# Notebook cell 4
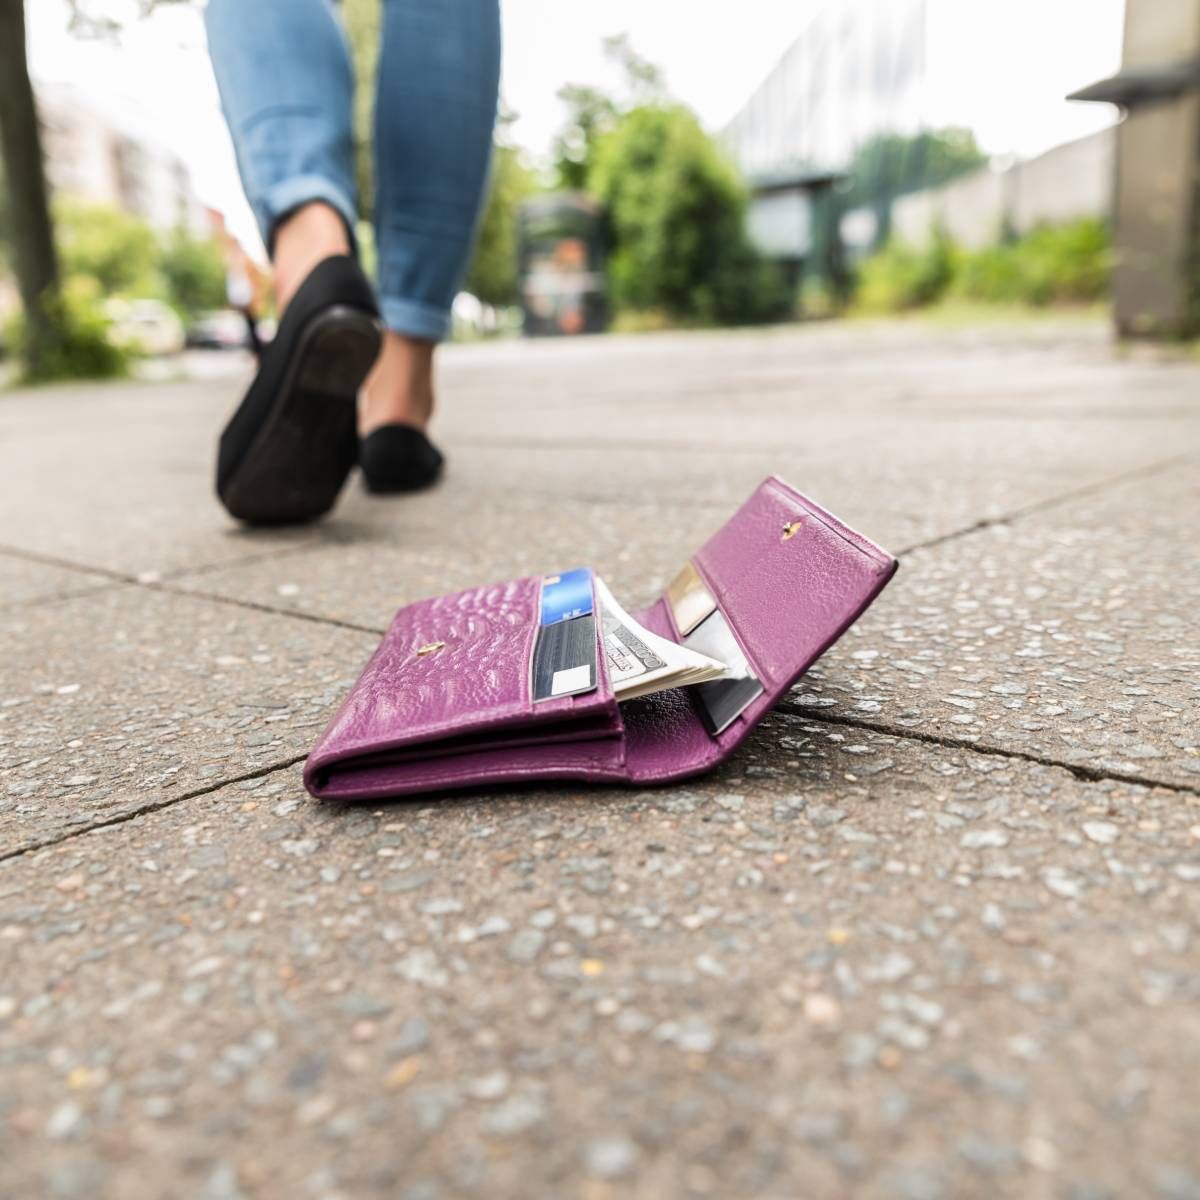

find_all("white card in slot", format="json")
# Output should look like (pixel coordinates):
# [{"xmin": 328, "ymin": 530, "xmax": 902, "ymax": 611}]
[{"xmin": 550, "ymin": 664, "xmax": 593, "ymax": 696}]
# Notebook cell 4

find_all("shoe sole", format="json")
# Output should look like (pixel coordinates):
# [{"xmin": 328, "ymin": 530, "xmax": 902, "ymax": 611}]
[{"xmin": 220, "ymin": 305, "xmax": 382, "ymax": 525}]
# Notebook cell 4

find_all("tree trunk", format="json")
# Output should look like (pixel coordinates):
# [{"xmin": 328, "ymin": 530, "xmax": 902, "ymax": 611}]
[{"xmin": 0, "ymin": 0, "xmax": 62, "ymax": 374}]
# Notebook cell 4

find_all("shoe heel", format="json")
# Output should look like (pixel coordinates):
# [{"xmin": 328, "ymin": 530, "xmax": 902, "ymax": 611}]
[{"xmin": 296, "ymin": 306, "xmax": 383, "ymax": 394}]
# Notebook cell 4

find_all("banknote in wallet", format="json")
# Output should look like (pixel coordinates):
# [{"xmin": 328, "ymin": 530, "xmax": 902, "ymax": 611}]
[{"xmin": 595, "ymin": 577, "xmax": 726, "ymax": 701}]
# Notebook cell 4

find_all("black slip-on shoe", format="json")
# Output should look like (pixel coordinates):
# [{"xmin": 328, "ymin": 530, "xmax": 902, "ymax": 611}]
[
  {"xmin": 216, "ymin": 255, "xmax": 382, "ymax": 525},
  {"xmin": 359, "ymin": 424, "xmax": 445, "ymax": 494}
]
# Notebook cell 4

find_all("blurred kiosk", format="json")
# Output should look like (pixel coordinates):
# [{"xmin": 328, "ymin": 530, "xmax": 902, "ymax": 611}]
[
  {"xmin": 1071, "ymin": 0, "xmax": 1200, "ymax": 338},
  {"xmin": 517, "ymin": 194, "xmax": 608, "ymax": 336}
]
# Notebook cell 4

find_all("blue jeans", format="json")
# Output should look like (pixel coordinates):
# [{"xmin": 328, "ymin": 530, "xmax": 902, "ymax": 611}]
[{"xmin": 205, "ymin": 0, "xmax": 500, "ymax": 342}]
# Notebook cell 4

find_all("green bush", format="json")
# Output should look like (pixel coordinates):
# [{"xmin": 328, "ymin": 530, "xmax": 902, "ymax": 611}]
[
  {"xmin": 590, "ymin": 105, "xmax": 791, "ymax": 326},
  {"xmin": 7, "ymin": 279, "xmax": 129, "ymax": 384},
  {"xmin": 856, "ymin": 217, "xmax": 1111, "ymax": 312},
  {"xmin": 466, "ymin": 141, "xmax": 538, "ymax": 308},
  {"xmin": 855, "ymin": 228, "xmax": 959, "ymax": 312},
  {"xmin": 55, "ymin": 200, "xmax": 161, "ymax": 297},
  {"xmin": 159, "ymin": 229, "xmax": 228, "ymax": 318},
  {"xmin": 953, "ymin": 218, "xmax": 1110, "ymax": 306},
  {"xmin": 952, "ymin": 241, "xmax": 1026, "ymax": 304}
]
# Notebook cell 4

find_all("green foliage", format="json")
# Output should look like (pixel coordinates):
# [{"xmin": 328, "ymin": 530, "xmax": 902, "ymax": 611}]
[
  {"xmin": 50, "ymin": 200, "xmax": 230, "ymax": 318},
  {"xmin": 590, "ymin": 105, "xmax": 790, "ymax": 326},
  {"xmin": 552, "ymin": 84, "xmax": 618, "ymax": 192},
  {"xmin": 552, "ymin": 34, "xmax": 663, "ymax": 194},
  {"xmin": 954, "ymin": 218, "xmax": 1111, "ymax": 306},
  {"xmin": 0, "ymin": 161, "xmax": 9, "ymax": 271},
  {"xmin": 466, "ymin": 142, "xmax": 538, "ymax": 307},
  {"xmin": 855, "ymin": 218, "xmax": 1111, "ymax": 313},
  {"xmin": 6, "ymin": 278, "xmax": 129, "ymax": 384},
  {"xmin": 159, "ymin": 228, "xmax": 227, "ymax": 317},
  {"xmin": 855, "ymin": 228, "xmax": 960, "ymax": 313},
  {"xmin": 844, "ymin": 128, "xmax": 988, "ymax": 239},
  {"xmin": 342, "ymin": 0, "xmax": 380, "ymax": 220},
  {"xmin": 56, "ymin": 200, "xmax": 160, "ymax": 296}
]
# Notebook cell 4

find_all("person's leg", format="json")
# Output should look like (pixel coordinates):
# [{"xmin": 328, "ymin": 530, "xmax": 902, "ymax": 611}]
[
  {"xmin": 204, "ymin": 0, "xmax": 382, "ymax": 525},
  {"xmin": 362, "ymin": 0, "xmax": 501, "ymax": 437},
  {"xmin": 204, "ymin": 0, "xmax": 357, "ymax": 310}
]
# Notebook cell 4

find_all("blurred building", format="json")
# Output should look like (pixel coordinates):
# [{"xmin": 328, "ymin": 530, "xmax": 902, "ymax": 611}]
[
  {"xmin": 37, "ymin": 82, "xmax": 209, "ymax": 235},
  {"xmin": 723, "ymin": 0, "xmax": 927, "ymax": 294},
  {"xmin": 725, "ymin": 0, "xmax": 926, "ymax": 187}
]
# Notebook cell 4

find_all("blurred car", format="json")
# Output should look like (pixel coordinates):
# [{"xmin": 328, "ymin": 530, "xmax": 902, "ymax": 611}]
[
  {"xmin": 185, "ymin": 309, "xmax": 254, "ymax": 351},
  {"xmin": 103, "ymin": 298, "xmax": 185, "ymax": 357}
]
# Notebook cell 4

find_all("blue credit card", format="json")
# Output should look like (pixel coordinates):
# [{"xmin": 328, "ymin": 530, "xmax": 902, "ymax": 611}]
[{"xmin": 540, "ymin": 567, "xmax": 594, "ymax": 625}]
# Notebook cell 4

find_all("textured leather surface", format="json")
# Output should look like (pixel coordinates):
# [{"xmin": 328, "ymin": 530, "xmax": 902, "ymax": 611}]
[
  {"xmin": 304, "ymin": 477, "xmax": 896, "ymax": 800},
  {"xmin": 304, "ymin": 575, "xmax": 622, "ymax": 798},
  {"xmin": 621, "ymin": 480, "xmax": 897, "ymax": 783}
]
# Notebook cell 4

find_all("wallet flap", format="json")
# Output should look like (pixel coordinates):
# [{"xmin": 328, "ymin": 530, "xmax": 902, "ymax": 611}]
[
  {"xmin": 620, "ymin": 477, "xmax": 896, "ymax": 785},
  {"xmin": 690, "ymin": 476, "xmax": 895, "ymax": 690}
]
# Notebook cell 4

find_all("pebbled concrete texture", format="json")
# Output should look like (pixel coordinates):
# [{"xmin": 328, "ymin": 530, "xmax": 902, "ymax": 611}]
[
  {"xmin": 2, "ymin": 728, "xmax": 1199, "ymax": 1200},
  {"xmin": 0, "ymin": 587, "xmax": 376, "ymax": 856},
  {"xmin": 0, "ymin": 555, "xmax": 117, "ymax": 611},
  {"xmin": 793, "ymin": 463, "xmax": 1200, "ymax": 790},
  {"xmin": 1, "ymin": 318, "xmax": 1199, "ymax": 1199}
]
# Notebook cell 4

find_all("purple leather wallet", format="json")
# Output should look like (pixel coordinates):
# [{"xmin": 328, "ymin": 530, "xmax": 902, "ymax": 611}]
[{"xmin": 304, "ymin": 477, "xmax": 897, "ymax": 800}]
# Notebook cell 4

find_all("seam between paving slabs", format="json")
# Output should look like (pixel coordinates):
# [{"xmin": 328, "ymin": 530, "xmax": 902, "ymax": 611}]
[
  {"xmin": 5, "ymin": 703, "xmax": 1199, "ymax": 869},
  {"xmin": 899, "ymin": 451, "xmax": 1193, "ymax": 555},
  {"xmin": 0, "ymin": 450, "xmax": 1190, "ymax": 631},
  {"xmin": 143, "ymin": 449, "xmax": 1196, "ymax": 632},
  {"xmin": 0, "ymin": 536, "xmax": 327, "ymax": 602},
  {"xmin": 776, "ymin": 703, "xmax": 1200, "ymax": 800},
  {"xmin": 0, "ymin": 752, "xmax": 308, "ymax": 864},
  {"xmin": 2, "ymin": 451, "xmax": 1196, "ymax": 861}
]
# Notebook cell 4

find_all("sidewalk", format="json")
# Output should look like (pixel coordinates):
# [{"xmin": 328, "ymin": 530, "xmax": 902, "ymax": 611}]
[{"xmin": 2, "ymin": 316, "xmax": 1198, "ymax": 1199}]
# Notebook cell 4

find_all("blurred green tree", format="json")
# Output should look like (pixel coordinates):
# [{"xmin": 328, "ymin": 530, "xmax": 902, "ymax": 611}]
[
  {"xmin": 159, "ymin": 229, "xmax": 228, "ymax": 317},
  {"xmin": 466, "ymin": 117, "xmax": 538, "ymax": 307},
  {"xmin": 56, "ymin": 201, "xmax": 161, "ymax": 296},
  {"xmin": 844, "ymin": 127, "xmax": 987, "ymax": 244},
  {"xmin": 0, "ymin": 161, "xmax": 10, "ymax": 270},
  {"xmin": 551, "ymin": 34, "xmax": 663, "ymax": 192},
  {"xmin": 552, "ymin": 86, "xmax": 619, "ymax": 192},
  {"xmin": 590, "ymin": 104, "xmax": 789, "ymax": 325},
  {"xmin": 342, "ymin": 0, "xmax": 379, "ymax": 220}
]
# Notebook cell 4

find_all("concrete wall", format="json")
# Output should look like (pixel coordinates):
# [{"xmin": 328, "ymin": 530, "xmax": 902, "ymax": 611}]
[{"xmin": 841, "ymin": 127, "xmax": 1116, "ymax": 252}]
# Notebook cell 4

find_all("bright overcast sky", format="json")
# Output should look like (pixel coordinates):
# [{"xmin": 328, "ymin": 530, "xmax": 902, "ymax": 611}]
[{"xmin": 27, "ymin": 0, "xmax": 1125, "ymax": 258}]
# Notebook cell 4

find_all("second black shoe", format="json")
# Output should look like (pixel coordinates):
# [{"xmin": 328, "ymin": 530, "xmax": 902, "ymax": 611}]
[
  {"xmin": 216, "ymin": 255, "xmax": 381, "ymax": 525},
  {"xmin": 360, "ymin": 424, "xmax": 445, "ymax": 494}
]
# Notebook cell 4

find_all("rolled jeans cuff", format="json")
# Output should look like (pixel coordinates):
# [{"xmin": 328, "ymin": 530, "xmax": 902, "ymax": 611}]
[
  {"xmin": 379, "ymin": 295, "xmax": 452, "ymax": 342},
  {"xmin": 259, "ymin": 175, "xmax": 359, "ymax": 258}
]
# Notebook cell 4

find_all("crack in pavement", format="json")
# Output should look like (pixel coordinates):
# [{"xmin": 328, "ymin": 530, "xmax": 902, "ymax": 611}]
[
  {"xmin": 896, "ymin": 452, "xmax": 1192, "ymax": 556},
  {"xmin": 2, "ymin": 450, "xmax": 1196, "ymax": 861},
  {"xmin": 5, "ymin": 696, "xmax": 1196, "ymax": 868},
  {"xmin": 776, "ymin": 701, "xmax": 1200, "ymax": 799},
  {"xmin": 0, "ymin": 450, "xmax": 1192, "ymax": 633},
  {"xmin": 0, "ymin": 752, "xmax": 309, "ymax": 864}
]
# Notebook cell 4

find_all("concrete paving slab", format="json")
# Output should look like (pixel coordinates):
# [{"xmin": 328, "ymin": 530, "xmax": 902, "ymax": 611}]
[
  {"xmin": 433, "ymin": 319, "xmax": 1200, "ymax": 440},
  {"xmin": 792, "ymin": 463, "xmax": 1200, "ymax": 789},
  {"xmin": 1, "ymin": 718, "xmax": 1198, "ymax": 1199},
  {"xmin": 170, "ymin": 494, "xmax": 743, "ymax": 633},
  {"xmin": 170, "ymin": 430, "xmax": 1189, "ymax": 634},
  {"xmin": 0, "ymin": 378, "xmax": 319, "ymax": 579},
  {"xmin": 2, "ymin": 322, "xmax": 1197, "ymax": 584},
  {"xmin": 0, "ymin": 587, "xmax": 376, "ymax": 856},
  {"xmin": 0, "ymin": 553, "xmax": 116, "ymax": 610}
]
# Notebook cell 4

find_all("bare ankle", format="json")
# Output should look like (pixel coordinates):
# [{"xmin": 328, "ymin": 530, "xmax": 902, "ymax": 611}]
[
  {"xmin": 361, "ymin": 333, "xmax": 436, "ymax": 434},
  {"xmin": 273, "ymin": 202, "xmax": 352, "ymax": 313}
]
